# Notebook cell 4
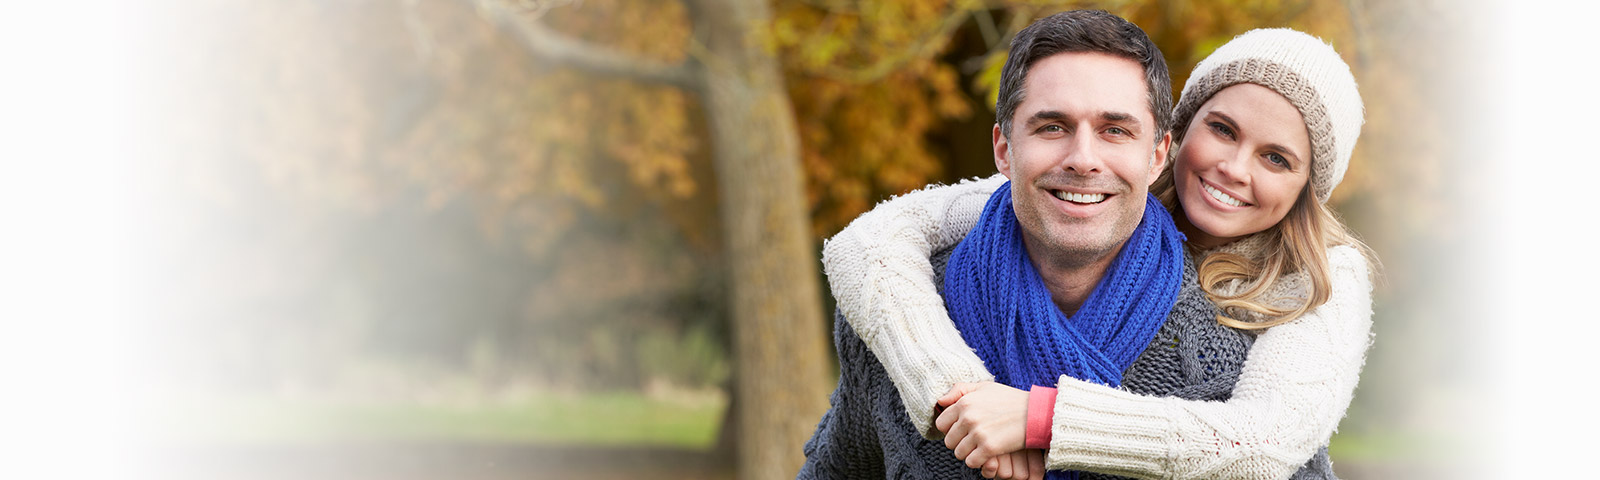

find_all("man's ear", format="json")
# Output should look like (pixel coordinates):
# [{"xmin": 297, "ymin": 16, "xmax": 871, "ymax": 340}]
[
  {"xmin": 992, "ymin": 124, "xmax": 1013, "ymax": 180},
  {"xmin": 1146, "ymin": 132, "xmax": 1172, "ymax": 187}
]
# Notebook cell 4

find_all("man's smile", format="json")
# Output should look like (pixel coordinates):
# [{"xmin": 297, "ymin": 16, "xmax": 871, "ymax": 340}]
[{"xmin": 1051, "ymin": 189, "xmax": 1108, "ymax": 204}]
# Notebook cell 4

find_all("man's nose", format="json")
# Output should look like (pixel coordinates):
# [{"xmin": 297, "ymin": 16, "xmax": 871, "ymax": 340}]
[{"xmin": 1058, "ymin": 128, "xmax": 1104, "ymax": 174}]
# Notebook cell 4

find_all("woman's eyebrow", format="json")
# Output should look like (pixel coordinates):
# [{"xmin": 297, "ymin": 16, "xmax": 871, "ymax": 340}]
[
  {"xmin": 1265, "ymin": 143, "xmax": 1306, "ymax": 167},
  {"xmin": 1206, "ymin": 110, "xmax": 1240, "ymax": 130}
]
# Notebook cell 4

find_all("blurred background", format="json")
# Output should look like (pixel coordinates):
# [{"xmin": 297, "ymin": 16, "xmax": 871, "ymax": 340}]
[{"xmin": 0, "ymin": 0, "xmax": 1523, "ymax": 478}]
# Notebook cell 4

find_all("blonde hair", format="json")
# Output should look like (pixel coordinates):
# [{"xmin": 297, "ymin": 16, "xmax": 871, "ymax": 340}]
[{"xmin": 1151, "ymin": 162, "xmax": 1377, "ymax": 331}]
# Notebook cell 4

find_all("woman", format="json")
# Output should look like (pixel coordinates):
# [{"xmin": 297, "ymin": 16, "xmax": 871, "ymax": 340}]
[{"xmin": 821, "ymin": 28, "xmax": 1375, "ymax": 479}]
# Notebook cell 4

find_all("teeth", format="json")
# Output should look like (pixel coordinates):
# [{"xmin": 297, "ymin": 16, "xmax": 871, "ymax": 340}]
[
  {"xmin": 1203, "ymin": 183, "xmax": 1246, "ymax": 207},
  {"xmin": 1053, "ymin": 190, "xmax": 1107, "ymax": 204}
]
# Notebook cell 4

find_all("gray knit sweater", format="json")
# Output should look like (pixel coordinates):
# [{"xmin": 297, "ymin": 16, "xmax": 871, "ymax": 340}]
[{"xmin": 798, "ymin": 248, "xmax": 1333, "ymax": 479}]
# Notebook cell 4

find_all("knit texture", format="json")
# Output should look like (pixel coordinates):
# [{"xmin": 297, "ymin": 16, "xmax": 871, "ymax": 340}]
[
  {"xmin": 820, "ymin": 174, "xmax": 1007, "ymax": 438},
  {"xmin": 1047, "ymin": 245, "xmax": 1370, "ymax": 480},
  {"xmin": 1171, "ymin": 28, "xmax": 1364, "ymax": 202},
  {"xmin": 802, "ymin": 245, "xmax": 1194, "ymax": 480},
  {"xmin": 1204, "ymin": 233, "xmax": 1314, "ymax": 324},
  {"xmin": 815, "ymin": 176, "xmax": 1371, "ymax": 479},
  {"xmin": 802, "ymin": 247, "xmax": 993, "ymax": 479},
  {"xmin": 944, "ymin": 182, "xmax": 1184, "ymax": 393},
  {"xmin": 944, "ymin": 183, "xmax": 1183, "ymax": 480},
  {"xmin": 1069, "ymin": 239, "xmax": 1338, "ymax": 480},
  {"xmin": 800, "ymin": 238, "xmax": 1344, "ymax": 480}
]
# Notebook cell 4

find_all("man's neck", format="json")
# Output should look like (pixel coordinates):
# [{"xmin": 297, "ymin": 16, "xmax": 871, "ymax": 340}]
[{"xmin": 1021, "ymin": 235, "xmax": 1124, "ymax": 317}]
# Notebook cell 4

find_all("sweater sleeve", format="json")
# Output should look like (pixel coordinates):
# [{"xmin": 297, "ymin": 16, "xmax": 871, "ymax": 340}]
[
  {"xmin": 820, "ymin": 173, "xmax": 1007, "ymax": 439},
  {"xmin": 1044, "ymin": 245, "xmax": 1374, "ymax": 479}
]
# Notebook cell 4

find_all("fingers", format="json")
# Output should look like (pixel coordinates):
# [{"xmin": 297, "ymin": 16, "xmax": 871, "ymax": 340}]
[
  {"xmin": 1028, "ymin": 449, "xmax": 1045, "ymax": 480},
  {"xmin": 957, "ymin": 432, "xmax": 997, "ymax": 469},
  {"xmin": 943, "ymin": 413, "xmax": 970, "ymax": 451},
  {"xmin": 1007, "ymin": 450, "xmax": 1026, "ymax": 480},
  {"xmin": 935, "ymin": 400, "xmax": 959, "ymax": 434},
  {"xmin": 982, "ymin": 455, "xmax": 1000, "ymax": 479},
  {"xmin": 938, "ymin": 386, "xmax": 961, "ymax": 408},
  {"xmin": 938, "ymin": 382, "xmax": 980, "ymax": 408},
  {"xmin": 995, "ymin": 453, "xmax": 1013, "ymax": 479}
]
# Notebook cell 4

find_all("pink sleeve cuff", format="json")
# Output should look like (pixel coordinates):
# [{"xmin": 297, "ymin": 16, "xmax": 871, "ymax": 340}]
[{"xmin": 1025, "ymin": 385, "xmax": 1057, "ymax": 449}]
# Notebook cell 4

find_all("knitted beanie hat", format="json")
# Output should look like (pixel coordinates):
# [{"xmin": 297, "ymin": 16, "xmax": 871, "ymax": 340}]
[{"xmin": 1171, "ymin": 28, "xmax": 1365, "ymax": 202}]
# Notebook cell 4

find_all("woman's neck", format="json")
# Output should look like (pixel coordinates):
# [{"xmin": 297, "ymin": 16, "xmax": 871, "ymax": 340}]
[{"xmin": 1173, "ymin": 208, "xmax": 1234, "ymax": 251}]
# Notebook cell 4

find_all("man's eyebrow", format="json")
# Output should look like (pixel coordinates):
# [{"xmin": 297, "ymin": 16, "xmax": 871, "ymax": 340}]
[
  {"xmin": 1024, "ymin": 110, "xmax": 1068, "ymax": 128},
  {"xmin": 1102, "ymin": 111, "xmax": 1135, "ymax": 123},
  {"xmin": 1024, "ymin": 110, "xmax": 1146, "ymax": 132},
  {"xmin": 1102, "ymin": 111, "xmax": 1142, "ymax": 132}
]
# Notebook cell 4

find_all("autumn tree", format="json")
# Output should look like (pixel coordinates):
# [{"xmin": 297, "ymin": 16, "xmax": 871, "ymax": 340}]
[
  {"xmin": 470, "ymin": 1, "xmax": 834, "ymax": 477},
  {"xmin": 190, "ymin": 0, "xmax": 1452, "ymax": 476}
]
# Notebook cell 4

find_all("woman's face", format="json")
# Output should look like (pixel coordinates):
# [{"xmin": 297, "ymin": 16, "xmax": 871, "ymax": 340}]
[{"xmin": 1174, "ymin": 83, "xmax": 1312, "ymax": 249}]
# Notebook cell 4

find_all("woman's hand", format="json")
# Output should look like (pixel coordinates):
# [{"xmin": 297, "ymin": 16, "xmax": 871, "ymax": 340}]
[{"xmin": 935, "ymin": 381, "xmax": 1030, "ymax": 469}]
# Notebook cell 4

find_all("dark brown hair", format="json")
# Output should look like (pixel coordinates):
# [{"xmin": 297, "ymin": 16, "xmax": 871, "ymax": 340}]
[{"xmin": 995, "ymin": 10, "xmax": 1173, "ymax": 142}]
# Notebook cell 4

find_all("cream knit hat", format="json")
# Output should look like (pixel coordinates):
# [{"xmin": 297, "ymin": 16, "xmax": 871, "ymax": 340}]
[{"xmin": 1171, "ymin": 28, "xmax": 1364, "ymax": 202}]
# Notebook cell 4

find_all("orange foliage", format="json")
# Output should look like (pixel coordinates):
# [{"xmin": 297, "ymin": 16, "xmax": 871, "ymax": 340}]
[{"xmin": 228, "ymin": 0, "xmax": 1421, "ymax": 257}]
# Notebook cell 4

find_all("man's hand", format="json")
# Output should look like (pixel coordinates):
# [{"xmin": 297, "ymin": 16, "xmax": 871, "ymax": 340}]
[
  {"xmin": 980, "ymin": 448, "xmax": 1046, "ymax": 479},
  {"xmin": 935, "ymin": 381, "xmax": 1030, "ymax": 469}
]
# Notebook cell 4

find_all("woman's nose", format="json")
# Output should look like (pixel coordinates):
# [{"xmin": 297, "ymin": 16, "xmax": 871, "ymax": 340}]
[{"xmin": 1215, "ymin": 149, "xmax": 1251, "ymax": 185}]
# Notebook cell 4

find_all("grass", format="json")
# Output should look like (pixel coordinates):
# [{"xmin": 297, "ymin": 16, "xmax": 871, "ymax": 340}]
[
  {"xmin": 179, "ymin": 391, "xmax": 727, "ymax": 449},
  {"xmin": 1328, "ymin": 430, "xmax": 1465, "ymax": 461}
]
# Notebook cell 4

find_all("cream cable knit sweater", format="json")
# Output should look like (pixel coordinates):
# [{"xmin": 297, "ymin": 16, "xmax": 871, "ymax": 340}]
[{"xmin": 821, "ymin": 174, "xmax": 1374, "ymax": 480}]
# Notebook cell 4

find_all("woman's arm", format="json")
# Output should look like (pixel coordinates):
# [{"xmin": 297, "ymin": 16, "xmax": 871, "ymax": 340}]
[
  {"xmin": 821, "ymin": 173, "xmax": 1006, "ymax": 439},
  {"xmin": 1043, "ymin": 245, "xmax": 1374, "ymax": 479}
]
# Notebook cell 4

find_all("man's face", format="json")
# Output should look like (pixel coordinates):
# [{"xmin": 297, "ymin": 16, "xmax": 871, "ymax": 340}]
[{"xmin": 993, "ymin": 51, "xmax": 1169, "ymax": 268}]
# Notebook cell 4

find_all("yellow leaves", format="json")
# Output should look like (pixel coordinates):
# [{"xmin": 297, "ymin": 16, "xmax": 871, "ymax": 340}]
[
  {"xmin": 233, "ymin": 0, "xmax": 1407, "ymax": 258},
  {"xmin": 221, "ymin": 0, "xmax": 712, "ymax": 262},
  {"xmin": 973, "ymin": 50, "xmax": 1007, "ymax": 113},
  {"xmin": 608, "ymin": 89, "xmax": 699, "ymax": 199},
  {"xmin": 775, "ymin": 0, "xmax": 986, "ymax": 236},
  {"xmin": 927, "ymin": 62, "xmax": 972, "ymax": 118},
  {"xmin": 542, "ymin": 0, "xmax": 691, "ymax": 63},
  {"xmin": 773, "ymin": 0, "xmax": 966, "ymax": 82},
  {"xmin": 792, "ymin": 62, "xmax": 963, "ymax": 235}
]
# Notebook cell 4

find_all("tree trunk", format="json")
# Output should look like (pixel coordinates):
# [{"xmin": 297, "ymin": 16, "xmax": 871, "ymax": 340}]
[{"xmin": 691, "ymin": 0, "xmax": 831, "ymax": 478}]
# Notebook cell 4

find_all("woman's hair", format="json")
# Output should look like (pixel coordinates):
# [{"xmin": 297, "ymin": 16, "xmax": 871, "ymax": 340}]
[{"xmin": 1151, "ymin": 156, "xmax": 1378, "ymax": 331}]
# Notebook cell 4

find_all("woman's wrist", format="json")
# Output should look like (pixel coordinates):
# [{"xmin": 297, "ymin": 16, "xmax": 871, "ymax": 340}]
[{"xmin": 1024, "ymin": 385, "xmax": 1058, "ymax": 449}]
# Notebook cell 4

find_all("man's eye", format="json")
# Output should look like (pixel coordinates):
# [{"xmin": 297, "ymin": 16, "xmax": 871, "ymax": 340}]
[
  {"xmin": 1106, "ymin": 127, "xmax": 1129, "ymax": 136},
  {"xmin": 1040, "ymin": 125, "xmax": 1064, "ymax": 133}
]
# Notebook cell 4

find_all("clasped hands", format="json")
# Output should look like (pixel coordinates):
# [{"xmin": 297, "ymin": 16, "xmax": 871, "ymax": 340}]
[{"xmin": 934, "ymin": 382, "xmax": 1044, "ymax": 480}]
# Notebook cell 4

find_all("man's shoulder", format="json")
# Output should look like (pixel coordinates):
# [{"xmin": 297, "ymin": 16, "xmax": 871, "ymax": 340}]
[
  {"xmin": 1167, "ymin": 250, "xmax": 1218, "ymax": 325},
  {"xmin": 929, "ymin": 245, "xmax": 956, "ymax": 295}
]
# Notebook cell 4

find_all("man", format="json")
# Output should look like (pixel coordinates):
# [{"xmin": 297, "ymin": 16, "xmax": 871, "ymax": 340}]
[{"xmin": 798, "ymin": 10, "xmax": 1180, "ymax": 479}]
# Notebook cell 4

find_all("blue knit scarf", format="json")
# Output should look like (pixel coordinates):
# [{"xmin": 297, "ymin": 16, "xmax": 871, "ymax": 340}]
[{"xmin": 943, "ymin": 182, "xmax": 1184, "ymax": 479}]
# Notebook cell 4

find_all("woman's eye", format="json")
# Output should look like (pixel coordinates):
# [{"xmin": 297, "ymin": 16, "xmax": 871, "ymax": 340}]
[
  {"xmin": 1208, "ymin": 122, "xmax": 1235, "ymax": 140},
  {"xmin": 1267, "ymin": 152, "xmax": 1290, "ymax": 168}
]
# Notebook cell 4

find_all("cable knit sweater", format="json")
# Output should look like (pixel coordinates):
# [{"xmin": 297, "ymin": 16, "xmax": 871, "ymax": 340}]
[
  {"xmin": 803, "ymin": 242, "xmax": 1223, "ymax": 479},
  {"xmin": 819, "ymin": 174, "xmax": 1374, "ymax": 480}
]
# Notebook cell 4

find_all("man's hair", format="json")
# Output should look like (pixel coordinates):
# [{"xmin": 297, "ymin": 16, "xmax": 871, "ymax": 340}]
[{"xmin": 995, "ymin": 10, "xmax": 1172, "ymax": 141}]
